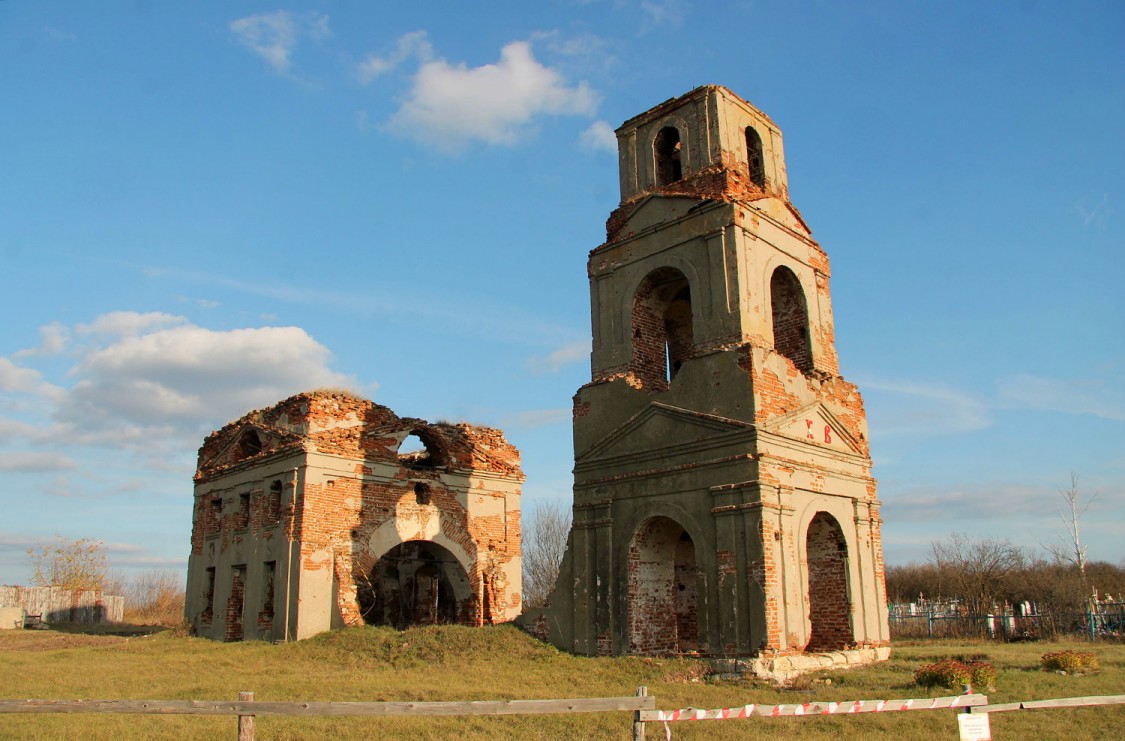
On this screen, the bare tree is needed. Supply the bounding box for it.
[930,534,1025,614]
[27,536,109,592]
[1043,472,1094,577]
[521,499,572,609]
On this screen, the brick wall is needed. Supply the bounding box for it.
[805,514,853,651]
[627,517,698,654]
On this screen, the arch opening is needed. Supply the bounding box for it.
[770,266,813,373]
[654,126,683,186]
[358,541,473,628]
[745,126,765,187]
[398,430,447,469]
[805,512,853,651]
[631,267,693,390]
[627,516,700,654]
[236,430,262,460]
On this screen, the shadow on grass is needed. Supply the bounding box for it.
[44,622,169,637]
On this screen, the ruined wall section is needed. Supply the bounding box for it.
[188,390,523,641]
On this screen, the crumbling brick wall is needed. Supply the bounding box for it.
[188,390,523,641]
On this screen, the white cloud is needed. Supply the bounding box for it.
[641,0,686,29]
[0,358,61,399]
[75,311,186,338]
[0,418,40,441]
[13,323,69,358]
[580,120,617,152]
[0,452,78,473]
[2,312,355,459]
[388,40,600,151]
[56,320,354,443]
[356,30,433,83]
[526,340,590,375]
[998,373,1125,421]
[860,378,991,437]
[229,11,330,76]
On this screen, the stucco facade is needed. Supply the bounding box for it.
[186,390,523,641]
[519,86,890,662]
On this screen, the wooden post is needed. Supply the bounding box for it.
[238,692,254,741]
[632,686,647,741]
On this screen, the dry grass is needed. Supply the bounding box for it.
[0,629,1122,739]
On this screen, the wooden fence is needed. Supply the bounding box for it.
[0,586,123,625]
[2,690,1123,739]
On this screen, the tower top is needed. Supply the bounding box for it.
[613,85,790,208]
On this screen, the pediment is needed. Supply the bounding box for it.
[760,402,861,455]
[203,422,301,470]
[746,198,812,237]
[577,402,749,463]
[620,195,708,236]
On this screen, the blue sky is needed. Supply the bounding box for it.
[1,1,1122,585]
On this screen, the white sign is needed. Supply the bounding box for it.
[957,712,991,741]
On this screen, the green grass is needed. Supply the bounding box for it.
[1,628,1123,739]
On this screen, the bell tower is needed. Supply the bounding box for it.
[521,86,889,663]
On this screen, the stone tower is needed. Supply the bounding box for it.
[520,86,889,665]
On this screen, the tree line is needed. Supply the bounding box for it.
[886,533,1125,618]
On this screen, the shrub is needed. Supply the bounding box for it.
[914,658,997,691]
[1041,650,1099,673]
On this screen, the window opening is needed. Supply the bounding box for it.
[201,567,216,624]
[236,493,250,530]
[208,496,223,536]
[237,430,262,459]
[654,126,683,185]
[267,480,283,524]
[770,266,813,373]
[745,126,765,187]
[259,561,276,636]
[631,268,693,390]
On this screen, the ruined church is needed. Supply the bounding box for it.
[518,85,890,668]
[185,391,523,641]
[185,86,889,665]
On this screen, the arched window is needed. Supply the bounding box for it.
[631,267,693,390]
[770,266,813,373]
[236,430,262,460]
[745,126,765,187]
[654,126,683,186]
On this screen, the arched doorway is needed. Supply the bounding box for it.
[627,517,700,654]
[805,513,853,651]
[358,541,472,628]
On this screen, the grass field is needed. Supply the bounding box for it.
[1,626,1122,739]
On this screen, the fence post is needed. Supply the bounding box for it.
[238,691,254,741]
[1089,605,1096,643]
[927,610,933,639]
[633,686,647,741]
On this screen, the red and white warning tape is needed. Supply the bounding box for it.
[643,694,986,739]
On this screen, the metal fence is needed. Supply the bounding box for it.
[889,607,1124,642]
[0,586,124,625]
